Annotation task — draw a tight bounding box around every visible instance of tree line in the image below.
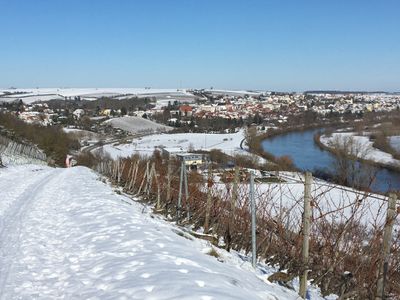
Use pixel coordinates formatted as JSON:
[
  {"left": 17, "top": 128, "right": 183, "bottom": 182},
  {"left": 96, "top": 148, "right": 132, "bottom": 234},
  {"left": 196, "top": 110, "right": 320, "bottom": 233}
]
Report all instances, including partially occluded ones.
[{"left": 0, "top": 113, "right": 80, "bottom": 166}]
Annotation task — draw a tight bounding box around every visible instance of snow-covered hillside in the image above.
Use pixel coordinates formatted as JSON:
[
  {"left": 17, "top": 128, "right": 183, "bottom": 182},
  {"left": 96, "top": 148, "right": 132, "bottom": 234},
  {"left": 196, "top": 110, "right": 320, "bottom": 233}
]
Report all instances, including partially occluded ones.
[
  {"left": 0, "top": 165, "right": 329, "bottom": 299},
  {"left": 0, "top": 88, "right": 196, "bottom": 104}
]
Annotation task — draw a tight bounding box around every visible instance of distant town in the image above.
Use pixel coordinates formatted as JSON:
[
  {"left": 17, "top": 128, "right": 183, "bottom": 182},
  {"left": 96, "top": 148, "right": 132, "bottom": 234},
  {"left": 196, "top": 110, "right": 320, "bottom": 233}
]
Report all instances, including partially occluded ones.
[{"left": 1, "top": 88, "right": 400, "bottom": 132}]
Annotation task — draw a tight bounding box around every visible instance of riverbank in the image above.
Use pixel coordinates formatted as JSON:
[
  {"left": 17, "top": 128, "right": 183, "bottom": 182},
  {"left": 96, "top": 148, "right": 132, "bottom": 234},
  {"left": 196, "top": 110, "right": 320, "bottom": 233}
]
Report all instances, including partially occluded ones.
[
  {"left": 253, "top": 123, "right": 345, "bottom": 171},
  {"left": 260, "top": 127, "right": 400, "bottom": 193},
  {"left": 314, "top": 132, "right": 400, "bottom": 173}
]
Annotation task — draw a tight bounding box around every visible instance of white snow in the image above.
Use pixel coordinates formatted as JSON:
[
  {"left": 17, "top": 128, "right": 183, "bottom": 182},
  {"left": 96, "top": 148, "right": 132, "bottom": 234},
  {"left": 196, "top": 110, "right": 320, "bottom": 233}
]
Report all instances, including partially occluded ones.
[
  {"left": 320, "top": 132, "right": 400, "bottom": 166},
  {"left": 104, "top": 116, "right": 172, "bottom": 134},
  {"left": 205, "top": 89, "right": 263, "bottom": 96},
  {"left": 62, "top": 128, "right": 100, "bottom": 144},
  {"left": 98, "top": 130, "right": 263, "bottom": 164},
  {"left": 0, "top": 88, "right": 195, "bottom": 104},
  {"left": 0, "top": 165, "right": 329, "bottom": 299},
  {"left": 0, "top": 95, "right": 64, "bottom": 104}
]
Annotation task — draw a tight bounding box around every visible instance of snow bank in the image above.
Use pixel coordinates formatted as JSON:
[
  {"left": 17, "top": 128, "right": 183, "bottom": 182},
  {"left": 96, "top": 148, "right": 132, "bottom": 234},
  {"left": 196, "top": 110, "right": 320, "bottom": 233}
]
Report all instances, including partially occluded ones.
[{"left": 320, "top": 132, "right": 400, "bottom": 166}]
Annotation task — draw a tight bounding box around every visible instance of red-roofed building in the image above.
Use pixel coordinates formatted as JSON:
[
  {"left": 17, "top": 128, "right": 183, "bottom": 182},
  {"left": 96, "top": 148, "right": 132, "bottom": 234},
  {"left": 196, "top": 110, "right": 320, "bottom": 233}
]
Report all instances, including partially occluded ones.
[{"left": 179, "top": 105, "right": 193, "bottom": 116}]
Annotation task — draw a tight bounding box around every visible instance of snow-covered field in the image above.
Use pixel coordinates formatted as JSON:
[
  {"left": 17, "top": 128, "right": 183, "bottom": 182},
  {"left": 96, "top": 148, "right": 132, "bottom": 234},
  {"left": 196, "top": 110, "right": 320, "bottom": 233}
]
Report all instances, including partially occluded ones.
[
  {"left": 320, "top": 132, "right": 400, "bottom": 166},
  {"left": 104, "top": 116, "right": 172, "bottom": 134},
  {"left": 205, "top": 89, "right": 263, "bottom": 96},
  {"left": 0, "top": 165, "right": 331, "bottom": 299},
  {"left": 63, "top": 128, "right": 100, "bottom": 144},
  {"left": 98, "top": 130, "right": 262, "bottom": 163},
  {"left": 0, "top": 88, "right": 195, "bottom": 104},
  {"left": 0, "top": 94, "right": 64, "bottom": 104}
]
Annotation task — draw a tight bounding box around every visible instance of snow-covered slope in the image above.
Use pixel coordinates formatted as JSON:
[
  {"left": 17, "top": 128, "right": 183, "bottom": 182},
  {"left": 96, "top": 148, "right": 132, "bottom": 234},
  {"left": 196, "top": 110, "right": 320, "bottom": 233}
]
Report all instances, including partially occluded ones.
[
  {"left": 0, "top": 165, "right": 325, "bottom": 299},
  {"left": 104, "top": 116, "right": 172, "bottom": 134}
]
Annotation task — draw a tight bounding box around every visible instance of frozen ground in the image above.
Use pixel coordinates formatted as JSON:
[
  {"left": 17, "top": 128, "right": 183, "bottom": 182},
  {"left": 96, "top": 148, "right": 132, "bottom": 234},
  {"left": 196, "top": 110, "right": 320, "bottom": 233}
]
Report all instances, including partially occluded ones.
[
  {"left": 0, "top": 165, "right": 332, "bottom": 299},
  {"left": 104, "top": 116, "right": 172, "bottom": 134},
  {"left": 320, "top": 132, "right": 400, "bottom": 166}
]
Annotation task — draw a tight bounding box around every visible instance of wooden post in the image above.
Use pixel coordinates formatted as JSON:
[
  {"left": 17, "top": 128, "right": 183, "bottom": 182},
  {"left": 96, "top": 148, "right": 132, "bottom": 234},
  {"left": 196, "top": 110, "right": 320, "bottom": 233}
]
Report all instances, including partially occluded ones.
[
  {"left": 138, "top": 161, "right": 149, "bottom": 195},
  {"left": 154, "top": 166, "right": 161, "bottom": 210},
  {"left": 146, "top": 162, "right": 155, "bottom": 195},
  {"left": 204, "top": 164, "right": 213, "bottom": 233},
  {"left": 124, "top": 161, "right": 135, "bottom": 189},
  {"left": 177, "top": 160, "right": 185, "bottom": 222},
  {"left": 184, "top": 165, "right": 190, "bottom": 221},
  {"left": 127, "top": 161, "right": 137, "bottom": 190},
  {"left": 149, "top": 162, "right": 160, "bottom": 208},
  {"left": 117, "top": 159, "right": 121, "bottom": 184},
  {"left": 167, "top": 161, "right": 171, "bottom": 202},
  {"left": 299, "top": 172, "right": 312, "bottom": 299},
  {"left": 112, "top": 160, "right": 118, "bottom": 181},
  {"left": 250, "top": 170, "right": 257, "bottom": 268},
  {"left": 232, "top": 166, "right": 239, "bottom": 211},
  {"left": 375, "top": 193, "right": 397, "bottom": 300},
  {"left": 118, "top": 160, "right": 126, "bottom": 185},
  {"left": 130, "top": 161, "right": 139, "bottom": 191}
]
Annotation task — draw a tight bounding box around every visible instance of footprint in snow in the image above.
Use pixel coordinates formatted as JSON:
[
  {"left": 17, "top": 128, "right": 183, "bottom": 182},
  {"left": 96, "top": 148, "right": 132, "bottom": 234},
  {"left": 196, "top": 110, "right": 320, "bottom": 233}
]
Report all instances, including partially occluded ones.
[
  {"left": 144, "top": 285, "right": 155, "bottom": 292},
  {"left": 178, "top": 269, "right": 189, "bottom": 274},
  {"left": 140, "top": 273, "right": 151, "bottom": 278},
  {"left": 195, "top": 280, "right": 205, "bottom": 287}
]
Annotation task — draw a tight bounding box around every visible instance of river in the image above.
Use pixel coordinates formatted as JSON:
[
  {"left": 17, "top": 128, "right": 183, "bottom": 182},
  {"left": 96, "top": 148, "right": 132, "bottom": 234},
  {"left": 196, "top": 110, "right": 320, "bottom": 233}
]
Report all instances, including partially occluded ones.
[{"left": 261, "top": 129, "right": 400, "bottom": 193}]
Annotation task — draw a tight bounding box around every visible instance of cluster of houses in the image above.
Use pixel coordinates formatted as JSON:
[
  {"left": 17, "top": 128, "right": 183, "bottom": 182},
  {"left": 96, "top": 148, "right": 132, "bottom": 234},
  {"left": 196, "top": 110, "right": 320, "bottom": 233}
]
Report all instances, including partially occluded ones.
[
  {"left": 155, "top": 92, "right": 400, "bottom": 125},
  {"left": 2, "top": 91, "right": 400, "bottom": 129},
  {"left": 2, "top": 102, "right": 91, "bottom": 126}
]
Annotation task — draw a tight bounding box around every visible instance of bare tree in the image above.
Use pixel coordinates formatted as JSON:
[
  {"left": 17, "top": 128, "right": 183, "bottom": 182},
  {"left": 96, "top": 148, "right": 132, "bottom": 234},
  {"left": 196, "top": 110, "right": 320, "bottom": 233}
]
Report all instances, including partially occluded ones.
[{"left": 328, "top": 135, "right": 375, "bottom": 188}]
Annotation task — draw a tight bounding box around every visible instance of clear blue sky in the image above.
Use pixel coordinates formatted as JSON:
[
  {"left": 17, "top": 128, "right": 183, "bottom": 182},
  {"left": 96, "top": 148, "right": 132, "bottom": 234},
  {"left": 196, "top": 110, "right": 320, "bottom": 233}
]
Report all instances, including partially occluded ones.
[{"left": 1, "top": 0, "right": 399, "bottom": 91}]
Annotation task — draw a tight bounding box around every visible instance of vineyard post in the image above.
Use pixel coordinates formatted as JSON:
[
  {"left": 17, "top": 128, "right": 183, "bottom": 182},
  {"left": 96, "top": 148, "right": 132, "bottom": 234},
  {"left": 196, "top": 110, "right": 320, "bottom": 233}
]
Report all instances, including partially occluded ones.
[
  {"left": 177, "top": 160, "right": 184, "bottom": 223},
  {"left": 299, "top": 171, "right": 312, "bottom": 299},
  {"left": 204, "top": 163, "right": 213, "bottom": 233},
  {"left": 167, "top": 160, "right": 171, "bottom": 203},
  {"left": 375, "top": 193, "right": 397, "bottom": 300},
  {"left": 250, "top": 170, "right": 256, "bottom": 268}
]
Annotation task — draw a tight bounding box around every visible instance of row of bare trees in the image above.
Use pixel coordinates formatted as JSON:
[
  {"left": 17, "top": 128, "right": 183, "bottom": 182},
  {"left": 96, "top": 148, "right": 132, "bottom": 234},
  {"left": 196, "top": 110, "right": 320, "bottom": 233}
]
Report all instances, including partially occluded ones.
[{"left": 93, "top": 152, "right": 399, "bottom": 299}]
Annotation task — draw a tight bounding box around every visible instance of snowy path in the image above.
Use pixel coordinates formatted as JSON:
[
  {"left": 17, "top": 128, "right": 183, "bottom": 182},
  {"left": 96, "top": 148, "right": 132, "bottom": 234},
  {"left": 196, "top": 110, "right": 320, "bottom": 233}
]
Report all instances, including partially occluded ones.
[
  {"left": 0, "top": 165, "right": 317, "bottom": 299},
  {"left": 0, "top": 166, "right": 60, "bottom": 294}
]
